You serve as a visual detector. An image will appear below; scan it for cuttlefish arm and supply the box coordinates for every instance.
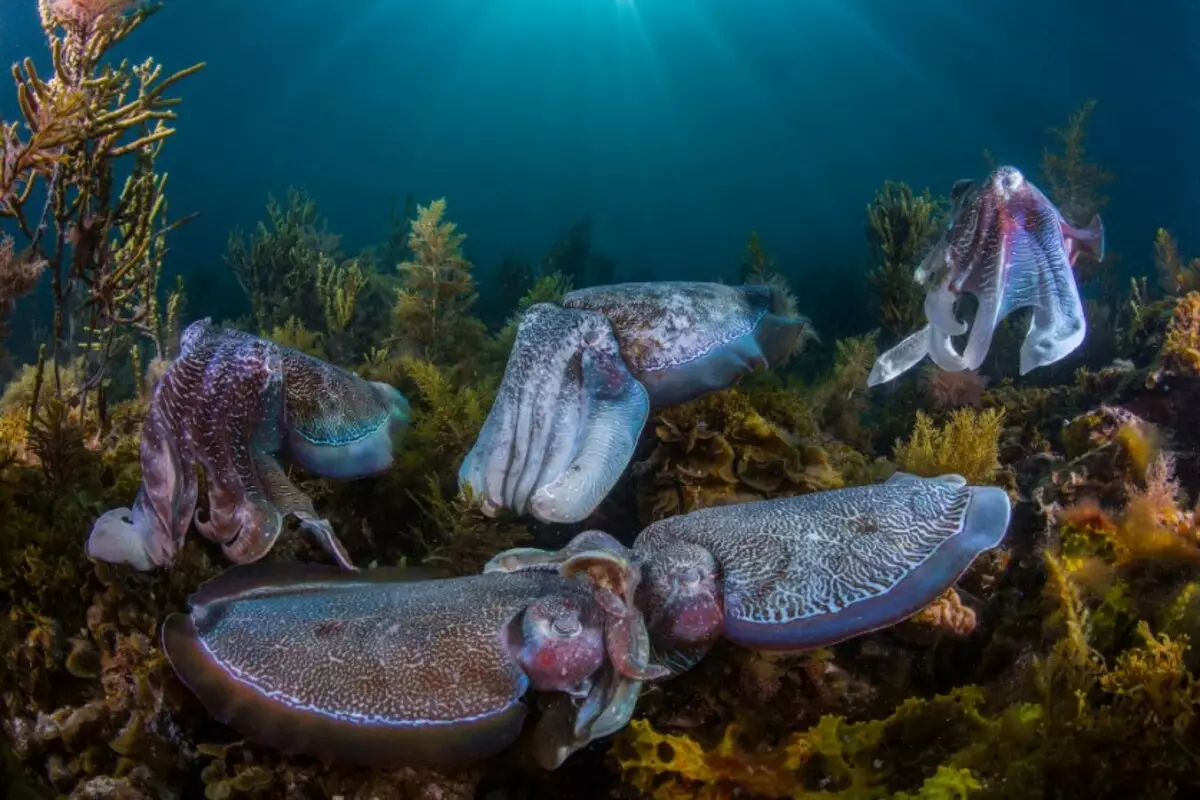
[522,661,647,770]
[85,319,212,570]
[632,473,1011,655]
[866,324,934,388]
[460,282,813,524]
[486,529,668,763]
[1009,187,1101,375]
[85,400,198,570]
[458,303,651,524]
[248,446,357,570]
[189,335,288,560]
[162,564,608,767]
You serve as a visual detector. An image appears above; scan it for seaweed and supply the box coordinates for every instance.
[391,198,487,371]
[865,182,947,341]
[1,0,203,403]
[893,408,1006,485]
[636,388,844,522]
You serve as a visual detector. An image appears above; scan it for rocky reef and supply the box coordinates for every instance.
[3,3,1200,800]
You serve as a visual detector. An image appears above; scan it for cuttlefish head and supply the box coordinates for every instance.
[458,303,650,524]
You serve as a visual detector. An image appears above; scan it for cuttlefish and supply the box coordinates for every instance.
[161,474,1010,771]
[459,281,814,524]
[87,319,410,571]
[868,166,1105,387]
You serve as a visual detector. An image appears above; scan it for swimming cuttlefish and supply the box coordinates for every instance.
[868,165,1105,387]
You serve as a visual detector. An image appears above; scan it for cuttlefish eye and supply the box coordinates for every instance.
[583,329,601,346]
[513,595,605,696]
[675,565,702,588]
[641,543,724,651]
[551,613,583,638]
[992,166,1025,197]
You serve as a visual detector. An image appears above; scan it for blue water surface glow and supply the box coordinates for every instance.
[0,0,1194,345]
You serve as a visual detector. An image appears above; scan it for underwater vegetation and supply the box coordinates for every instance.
[2,4,1200,800]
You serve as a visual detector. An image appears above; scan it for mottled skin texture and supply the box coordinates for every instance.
[460,281,812,524]
[161,564,609,767]
[492,473,1011,678]
[458,303,648,525]
[868,166,1105,387]
[484,530,672,767]
[162,476,1011,771]
[565,282,786,387]
[87,319,410,571]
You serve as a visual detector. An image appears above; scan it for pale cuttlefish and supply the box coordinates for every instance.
[868,166,1105,387]
[459,281,814,524]
[87,319,410,571]
[158,473,1010,770]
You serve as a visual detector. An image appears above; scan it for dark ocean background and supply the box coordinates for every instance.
[2,0,1197,349]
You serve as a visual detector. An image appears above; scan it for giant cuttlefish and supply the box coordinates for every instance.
[868,166,1105,387]
[459,281,813,524]
[160,473,1011,770]
[87,319,410,571]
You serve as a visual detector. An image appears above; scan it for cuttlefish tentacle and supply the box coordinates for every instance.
[869,166,1104,388]
[486,530,667,760]
[461,281,813,523]
[487,531,669,683]
[161,564,608,767]
[521,660,649,770]
[87,318,410,570]
[632,472,1011,656]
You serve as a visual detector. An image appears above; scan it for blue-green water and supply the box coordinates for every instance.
[1,0,1195,343]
